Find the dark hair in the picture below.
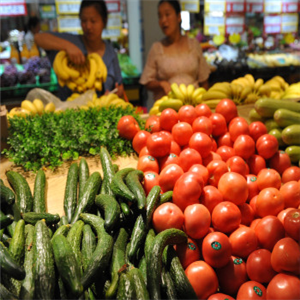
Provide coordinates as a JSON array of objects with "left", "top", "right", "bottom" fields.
[
  {"left": 158, "top": 0, "right": 181, "bottom": 14},
  {"left": 27, "top": 16, "right": 40, "bottom": 31},
  {"left": 79, "top": 0, "right": 108, "bottom": 27}
]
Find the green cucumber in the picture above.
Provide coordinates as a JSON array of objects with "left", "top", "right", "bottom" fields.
[
  {"left": 113, "top": 164, "right": 119, "bottom": 173},
  {"left": 81, "top": 224, "right": 96, "bottom": 272},
  {"left": 248, "top": 108, "right": 267, "bottom": 123},
  {"left": 21, "top": 212, "right": 60, "bottom": 225},
  {"left": 79, "top": 157, "right": 90, "bottom": 200},
  {"left": 159, "top": 191, "right": 173, "bottom": 205},
  {"left": 128, "top": 267, "right": 150, "bottom": 300},
  {"left": 0, "top": 213, "right": 14, "bottom": 229},
  {"left": 58, "top": 215, "right": 69, "bottom": 226},
  {"left": 265, "top": 119, "right": 280, "bottom": 132},
  {"left": 105, "top": 272, "right": 119, "bottom": 299},
  {"left": 138, "top": 256, "right": 147, "bottom": 286},
  {"left": 63, "top": 162, "right": 79, "bottom": 223},
  {"left": 285, "top": 145, "right": 300, "bottom": 163},
  {"left": 116, "top": 272, "right": 136, "bottom": 300},
  {"left": 51, "top": 224, "right": 70, "bottom": 241},
  {"left": 161, "top": 266, "right": 178, "bottom": 300},
  {"left": 274, "top": 108, "right": 300, "bottom": 128},
  {"left": 269, "top": 128, "right": 286, "bottom": 148},
  {"left": 100, "top": 147, "right": 115, "bottom": 195},
  {"left": 0, "top": 181, "right": 15, "bottom": 206},
  {"left": 282, "top": 124, "right": 300, "bottom": 145},
  {"left": 6, "top": 171, "right": 33, "bottom": 213},
  {"left": 33, "top": 169, "right": 46, "bottom": 213},
  {"left": 145, "top": 186, "right": 161, "bottom": 228}
]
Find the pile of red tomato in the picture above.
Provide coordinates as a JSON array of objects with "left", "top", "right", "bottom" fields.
[{"left": 117, "top": 99, "right": 300, "bottom": 300}]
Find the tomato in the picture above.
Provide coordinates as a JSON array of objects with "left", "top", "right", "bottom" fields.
[
  {"left": 132, "top": 130, "right": 151, "bottom": 154},
  {"left": 139, "top": 146, "right": 150, "bottom": 157},
  {"left": 195, "top": 103, "right": 212, "bottom": 117},
  {"left": 158, "top": 163, "right": 184, "bottom": 192},
  {"left": 216, "top": 146, "right": 235, "bottom": 162},
  {"left": 281, "top": 166, "right": 300, "bottom": 183},
  {"left": 211, "top": 137, "right": 218, "bottom": 152},
  {"left": 159, "top": 153, "right": 180, "bottom": 171},
  {"left": 236, "top": 281, "right": 267, "bottom": 300},
  {"left": 211, "top": 201, "right": 241, "bottom": 233},
  {"left": 206, "top": 160, "right": 228, "bottom": 187},
  {"left": 247, "top": 154, "right": 266, "bottom": 176},
  {"left": 233, "top": 134, "right": 256, "bottom": 160},
  {"left": 209, "top": 113, "right": 227, "bottom": 137},
  {"left": 239, "top": 203, "right": 255, "bottom": 226},
  {"left": 256, "top": 168, "right": 281, "bottom": 191},
  {"left": 229, "top": 118, "right": 249, "bottom": 142},
  {"left": 256, "top": 188, "right": 284, "bottom": 217},
  {"left": 246, "top": 174, "right": 260, "bottom": 201},
  {"left": 277, "top": 207, "right": 294, "bottom": 224},
  {"left": 178, "top": 105, "right": 197, "bottom": 124},
  {"left": 248, "top": 121, "right": 268, "bottom": 142},
  {"left": 159, "top": 108, "right": 178, "bottom": 132},
  {"left": 229, "top": 226, "right": 258, "bottom": 258},
  {"left": 202, "top": 151, "right": 222, "bottom": 167},
  {"left": 250, "top": 217, "right": 261, "bottom": 231},
  {"left": 202, "top": 231, "right": 232, "bottom": 268},
  {"left": 208, "top": 293, "right": 235, "bottom": 300},
  {"left": 189, "top": 132, "right": 212, "bottom": 159},
  {"left": 266, "top": 273, "right": 300, "bottom": 300},
  {"left": 229, "top": 116, "right": 248, "bottom": 127},
  {"left": 170, "top": 140, "right": 181, "bottom": 156},
  {"left": 218, "top": 172, "right": 248, "bottom": 205},
  {"left": 146, "top": 131, "right": 172, "bottom": 158},
  {"left": 249, "top": 195, "right": 258, "bottom": 218},
  {"left": 184, "top": 204, "right": 211, "bottom": 239},
  {"left": 271, "top": 237, "right": 300, "bottom": 275},
  {"left": 217, "top": 132, "right": 233, "bottom": 147},
  {"left": 192, "top": 116, "right": 213, "bottom": 135},
  {"left": 172, "top": 172, "right": 204, "bottom": 212},
  {"left": 145, "top": 115, "right": 161, "bottom": 133},
  {"left": 256, "top": 134, "right": 279, "bottom": 160},
  {"left": 280, "top": 181, "right": 300, "bottom": 209},
  {"left": 137, "top": 155, "right": 159, "bottom": 173},
  {"left": 117, "top": 115, "right": 140, "bottom": 140},
  {"left": 216, "top": 256, "right": 248, "bottom": 296},
  {"left": 178, "top": 147, "right": 202, "bottom": 172},
  {"left": 174, "top": 237, "right": 201, "bottom": 269},
  {"left": 283, "top": 209, "right": 300, "bottom": 241},
  {"left": 268, "top": 150, "right": 291, "bottom": 175},
  {"left": 200, "top": 185, "right": 223, "bottom": 214},
  {"left": 152, "top": 202, "right": 184, "bottom": 233},
  {"left": 185, "top": 260, "right": 219, "bottom": 299},
  {"left": 246, "top": 249, "right": 277, "bottom": 283},
  {"left": 171, "top": 121, "right": 193, "bottom": 146},
  {"left": 143, "top": 171, "right": 160, "bottom": 195},
  {"left": 254, "top": 215, "right": 285, "bottom": 251},
  {"left": 189, "top": 164, "right": 209, "bottom": 185},
  {"left": 226, "top": 156, "right": 249, "bottom": 177},
  {"left": 215, "top": 98, "right": 238, "bottom": 124}
]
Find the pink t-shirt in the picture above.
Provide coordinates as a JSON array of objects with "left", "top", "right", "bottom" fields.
[{"left": 139, "top": 37, "right": 211, "bottom": 100}]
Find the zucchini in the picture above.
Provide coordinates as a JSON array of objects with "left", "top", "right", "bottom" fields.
[
  {"left": 268, "top": 128, "right": 286, "bottom": 148},
  {"left": 116, "top": 272, "right": 136, "bottom": 300},
  {"left": 0, "top": 181, "right": 15, "bottom": 206},
  {"left": 79, "top": 157, "right": 90, "bottom": 200},
  {"left": 264, "top": 119, "right": 280, "bottom": 132},
  {"left": 21, "top": 212, "right": 60, "bottom": 225},
  {"left": 128, "top": 267, "right": 150, "bottom": 300},
  {"left": 6, "top": 171, "right": 33, "bottom": 213},
  {"left": 285, "top": 145, "right": 300, "bottom": 163},
  {"left": 81, "top": 224, "right": 96, "bottom": 272},
  {"left": 274, "top": 108, "right": 300, "bottom": 128},
  {"left": 33, "top": 169, "right": 46, "bottom": 213},
  {"left": 282, "top": 124, "right": 300, "bottom": 145},
  {"left": 63, "top": 162, "right": 79, "bottom": 223},
  {"left": 0, "top": 213, "right": 14, "bottom": 229},
  {"left": 100, "top": 147, "right": 115, "bottom": 195}
]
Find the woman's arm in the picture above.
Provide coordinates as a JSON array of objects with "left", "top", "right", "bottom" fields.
[
  {"left": 199, "top": 80, "right": 209, "bottom": 90},
  {"left": 145, "top": 80, "right": 171, "bottom": 95}
]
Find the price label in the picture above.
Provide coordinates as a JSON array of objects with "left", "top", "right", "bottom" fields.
[
  {"left": 281, "top": 13, "right": 298, "bottom": 32},
  {"left": 107, "top": 13, "right": 122, "bottom": 27},
  {"left": 246, "top": 0, "right": 263, "bottom": 12},
  {"left": 226, "top": 0, "right": 245, "bottom": 13},
  {"left": 282, "top": 0, "right": 298, "bottom": 12},
  {"left": 58, "top": 16, "right": 81, "bottom": 31},
  {"left": 0, "top": 0, "right": 25, "bottom": 4},
  {"left": 181, "top": 0, "right": 199, "bottom": 12},
  {"left": 265, "top": 24, "right": 281, "bottom": 33},
  {"left": 204, "top": 0, "right": 226, "bottom": 12},
  {"left": 56, "top": 3, "right": 80, "bottom": 14},
  {"left": 0, "top": 3, "right": 26, "bottom": 16},
  {"left": 264, "top": 14, "right": 281, "bottom": 34},
  {"left": 40, "top": 4, "right": 56, "bottom": 19},
  {"left": 106, "top": 1, "right": 120, "bottom": 13},
  {"left": 264, "top": 0, "right": 282, "bottom": 13}
]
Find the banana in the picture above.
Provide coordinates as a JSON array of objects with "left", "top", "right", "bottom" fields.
[
  {"left": 244, "top": 74, "right": 255, "bottom": 87},
  {"left": 89, "top": 53, "right": 107, "bottom": 82},
  {"left": 45, "top": 102, "right": 56, "bottom": 112},
  {"left": 21, "top": 100, "right": 38, "bottom": 115},
  {"left": 193, "top": 94, "right": 203, "bottom": 105},
  {"left": 86, "top": 55, "right": 97, "bottom": 89},
  {"left": 94, "top": 80, "right": 102, "bottom": 91},
  {"left": 210, "top": 82, "right": 232, "bottom": 96},
  {"left": 253, "top": 78, "right": 264, "bottom": 92},
  {"left": 57, "top": 78, "right": 66, "bottom": 87},
  {"left": 32, "top": 99, "right": 44, "bottom": 115},
  {"left": 192, "top": 87, "right": 206, "bottom": 99},
  {"left": 258, "top": 84, "right": 272, "bottom": 97},
  {"left": 9, "top": 107, "right": 31, "bottom": 118},
  {"left": 159, "top": 99, "right": 183, "bottom": 112},
  {"left": 186, "top": 84, "right": 195, "bottom": 104},
  {"left": 231, "top": 83, "right": 243, "bottom": 103},
  {"left": 108, "top": 99, "right": 125, "bottom": 107},
  {"left": 87, "top": 101, "right": 95, "bottom": 108},
  {"left": 244, "top": 92, "right": 259, "bottom": 104},
  {"left": 75, "top": 76, "right": 86, "bottom": 85},
  {"left": 203, "top": 99, "right": 222, "bottom": 109},
  {"left": 66, "top": 81, "right": 77, "bottom": 91},
  {"left": 100, "top": 93, "right": 119, "bottom": 108},
  {"left": 202, "top": 89, "right": 229, "bottom": 101},
  {"left": 61, "top": 56, "right": 80, "bottom": 79},
  {"left": 271, "top": 76, "right": 286, "bottom": 89},
  {"left": 53, "top": 51, "right": 69, "bottom": 81},
  {"left": 149, "top": 106, "right": 160, "bottom": 116},
  {"left": 239, "top": 86, "right": 253, "bottom": 102},
  {"left": 154, "top": 97, "right": 167, "bottom": 107},
  {"left": 179, "top": 83, "right": 188, "bottom": 102},
  {"left": 171, "top": 83, "right": 185, "bottom": 101}
]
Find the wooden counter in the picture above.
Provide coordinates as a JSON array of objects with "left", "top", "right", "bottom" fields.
[{"left": 0, "top": 155, "right": 138, "bottom": 216}]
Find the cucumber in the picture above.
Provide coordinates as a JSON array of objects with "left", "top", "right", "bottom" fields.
[
  {"left": 58, "top": 215, "right": 69, "bottom": 226},
  {"left": 282, "top": 124, "right": 300, "bottom": 145},
  {"left": 138, "top": 255, "right": 147, "bottom": 285},
  {"left": 63, "top": 162, "right": 79, "bottom": 223},
  {"left": 128, "top": 267, "right": 150, "bottom": 300},
  {"left": 159, "top": 191, "right": 173, "bottom": 205},
  {"left": 145, "top": 185, "right": 161, "bottom": 228},
  {"left": 268, "top": 128, "right": 286, "bottom": 148},
  {"left": 0, "top": 283, "right": 18, "bottom": 300},
  {"left": 274, "top": 108, "right": 300, "bottom": 128},
  {"left": 52, "top": 234, "right": 84, "bottom": 298},
  {"left": 100, "top": 147, "right": 115, "bottom": 195},
  {"left": 51, "top": 224, "right": 70, "bottom": 241},
  {"left": 95, "top": 194, "right": 120, "bottom": 232},
  {"left": 81, "top": 224, "right": 96, "bottom": 272},
  {"left": 265, "top": 119, "right": 280, "bottom": 132},
  {"left": 248, "top": 108, "right": 267, "bottom": 123},
  {"left": 116, "top": 272, "right": 136, "bottom": 300},
  {"left": 285, "top": 145, "right": 300, "bottom": 163},
  {"left": 70, "top": 171, "right": 102, "bottom": 224},
  {"left": 79, "top": 157, "right": 90, "bottom": 201},
  {"left": 33, "top": 220, "right": 56, "bottom": 299},
  {"left": 147, "top": 228, "right": 188, "bottom": 300},
  {"left": 22, "top": 212, "right": 60, "bottom": 225},
  {"left": 6, "top": 171, "right": 33, "bottom": 213},
  {"left": 33, "top": 169, "right": 46, "bottom": 213},
  {"left": 113, "top": 164, "right": 119, "bottom": 173},
  {"left": 161, "top": 266, "right": 178, "bottom": 300},
  {"left": 105, "top": 272, "right": 119, "bottom": 299},
  {"left": 0, "top": 181, "right": 15, "bottom": 206},
  {"left": 0, "top": 213, "right": 14, "bottom": 229}
]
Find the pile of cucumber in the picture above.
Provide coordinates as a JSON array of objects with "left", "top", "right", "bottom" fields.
[
  {"left": 0, "top": 147, "right": 197, "bottom": 300},
  {"left": 251, "top": 98, "right": 300, "bottom": 166}
]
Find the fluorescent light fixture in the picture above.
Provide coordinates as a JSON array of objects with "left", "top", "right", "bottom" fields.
[{"left": 181, "top": 11, "right": 190, "bottom": 30}]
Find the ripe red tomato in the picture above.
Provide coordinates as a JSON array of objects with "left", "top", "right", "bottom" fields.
[
  {"left": 158, "top": 163, "right": 184, "bottom": 192},
  {"left": 254, "top": 215, "right": 285, "bottom": 251},
  {"left": 146, "top": 131, "right": 172, "bottom": 158},
  {"left": 249, "top": 196, "right": 258, "bottom": 218},
  {"left": 211, "top": 201, "right": 241, "bottom": 233},
  {"left": 217, "top": 132, "right": 233, "bottom": 147},
  {"left": 229, "top": 118, "right": 249, "bottom": 142},
  {"left": 239, "top": 202, "right": 255, "bottom": 226},
  {"left": 233, "top": 134, "right": 256, "bottom": 160},
  {"left": 117, "top": 115, "right": 140, "bottom": 140},
  {"left": 172, "top": 172, "right": 204, "bottom": 212},
  {"left": 248, "top": 121, "right": 268, "bottom": 142},
  {"left": 280, "top": 181, "right": 300, "bottom": 209},
  {"left": 159, "top": 108, "right": 179, "bottom": 132},
  {"left": 189, "top": 132, "right": 212, "bottom": 158},
  {"left": 266, "top": 273, "right": 300, "bottom": 300},
  {"left": 178, "top": 105, "right": 197, "bottom": 124},
  {"left": 159, "top": 153, "right": 180, "bottom": 170},
  {"left": 192, "top": 116, "right": 213, "bottom": 135},
  {"left": 256, "top": 168, "right": 281, "bottom": 190},
  {"left": 268, "top": 150, "right": 291, "bottom": 175},
  {"left": 139, "top": 146, "right": 150, "bottom": 157},
  {"left": 174, "top": 237, "right": 201, "bottom": 270},
  {"left": 145, "top": 115, "right": 161, "bottom": 133},
  {"left": 215, "top": 98, "right": 238, "bottom": 124},
  {"left": 216, "top": 146, "right": 236, "bottom": 162},
  {"left": 256, "top": 134, "right": 279, "bottom": 160},
  {"left": 229, "top": 226, "right": 258, "bottom": 259},
  {"left": 137, "top": 155, "right": 159, "bottom": 173},
  {"left": 209, "top": 113, "right": 227, "bottom": 137},
  {"left": 189, "top": 164, "right": 209, "bottom": 185},
  {"left": 195, "top": 103, "right": 212, "bottom": 117},
  {"left": 283, "top": 209, "right": 300, "bottom": 241},
  {"left": 208, "top": 293, "right": 235, "bottom": 300},
  {"left": 202, "top": 151, "right": 222, "bottom": 167},
  {"left": 246, "top": 174, "right": 259, "bottom": 201},
  {"left": 171, "top": 121, "right": 193, "bottom": 146},
  {"left": 184, "top": 204, "right": 211, "bottom": 239},
  {"left": 226, "top": 156, "right": 249, "bottom": 177},
  {"left": 132, "top": 130, "right": 151, "bottom": 154},
  {"left": 185, "top": 260, "right": 219, "bottom": 299},
  {"left": 206, "top": 160, "right": 228, "bottom": 187},
  {"left": 256, "top": 188, "right": 284, "bottom": 217},
  {"left": 236, "top": 281, "right": 267, "bottom": 300},
  {"left": 277, "top": 207, "right": 294, "bottom": 224},
  {"left": 246, "top": 249, "right": 277, "bottom": 283},
  {"left": 271, "top": 237, "right": 300, "bottom": 275},
  {"left": 218, "top": 172, "right": 249, "bottom": 205},
  {"left": 200, "top": 185, "right": 223, "bottom": 214},
  {"left": 152, "top": 202, "right": 184, "bottom": 233},
  {"left": 281, "top": 166, "right": 300, "bottom": 183},
  {"left": 178, "top": 148, "right": 202, "bottom": 172},
  {"left": 202, "top": 231, "right": 232, "bottom": 268},
  {"left": 143, "top": 171, "right": 160, "bottom": 195},
  {"left": 247, "top": 154, "right": 266, "bottom": 176}
]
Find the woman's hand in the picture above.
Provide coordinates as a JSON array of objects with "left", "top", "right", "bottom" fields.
[
  {"left": 160, "top": 81, "right": 171, "bottom": 95},
  {"left": 65, "top": 44, "right": 86, "bottom": 65}
]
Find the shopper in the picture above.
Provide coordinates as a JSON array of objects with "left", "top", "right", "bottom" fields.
[
  {"left": 139, "top": 0, "right": 211, "bottom": 101},
  {"left": 34, "top": 0, "right": 124, "bottom": 101},
  {"left": 24, "top": 16, "right": 41, "bottom": 50}
]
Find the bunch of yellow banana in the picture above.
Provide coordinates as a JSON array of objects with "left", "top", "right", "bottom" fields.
[
  {"left": 53, "top": 51, "right": 107, "bottom": 94},
  {"left": 263, "top": 76, "right": 288, "bottom": 99},
  {"left": 66, "top": 93, "right": 82, "bottom": 102},
  {"left": 281, "top": 82, "right": 300, "bottom": 100}
]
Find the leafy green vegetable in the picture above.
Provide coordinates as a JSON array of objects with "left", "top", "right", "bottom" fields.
[{"left": 3, "top": 106, "right": 145, "bottom": 171}]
